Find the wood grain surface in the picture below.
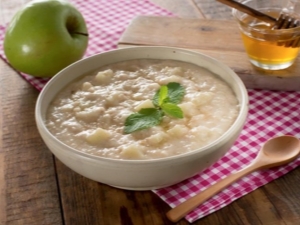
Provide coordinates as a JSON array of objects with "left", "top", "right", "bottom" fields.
[
  {"left": 0, "top": 59, "right": 63, "bottom": 225},
  {"left": 1, "top": 0, "right": 300, "bottom": 225},
  {"left": 0, "top": 63, "right": 5, "bottom": 224},
  {"left": 118, "top": 16, "right": 300, "bottom": 91},
  {"left": 151, "top": 0, "right": 204, "bottom": 18},
  {"left": 193, "top": 0, "right": 233, "bottom": 19}
]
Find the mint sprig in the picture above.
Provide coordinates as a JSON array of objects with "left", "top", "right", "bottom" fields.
[
  {"left": 153, "top": 82, "right": 184, "bottom": 106},
  {"left": 124, "top": 108, "right": 164, "bottom": 134},
  {"left": 161, "top": 103, "right": 183, "bottom": 118},
  {"left": 124, "top": 82, "right": 184, "bottom": 134}
]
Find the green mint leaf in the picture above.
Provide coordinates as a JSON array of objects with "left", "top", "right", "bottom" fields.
[
  {"left": 152, "top": 90, "right": 159, "bottom": 107},
  {"left": 124, "top": 108, "right": 164, "bottom": 134},
  {"left": 126, "top": 82, "right": 185, "bottom": 133},
  {"left": 166, "top": 82, "right": 185, "bottom": 104},
  {"left": 158, "top": 85, "right": 168, "bottom": 106},
  {"left": 152, "top": 82, "right": 184, "bottom": 106},
  {"left": 161, "top": 103, "right": 183, "bottom": 118}
]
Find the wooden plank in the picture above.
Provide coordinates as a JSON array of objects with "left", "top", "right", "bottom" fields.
[
  {"left": 0, "top": 60, "right": 5, "bottom": 224},
  {"left": 118, "top": 16, "right": 300, "bottom": 91},
  {"left": 0, "top": 153, "right": 5, "bottom": 225},
  {"left": 193, "top": 0, "right": 233, "bottom": 19},
  {"left": 55, "top": 157, "right": 300, "bottom": 225},
  {"left": 0, "top": 59, "right": 63, "bottom": 225},
  {"left": 55, "top": 159, "right": 191, "bottom": 225},
  {"left": 151, "top": 0, "right": 204, "bottom": 18},
  {"left": 119, "top": 16, "right": 243, "bottom": 52}
]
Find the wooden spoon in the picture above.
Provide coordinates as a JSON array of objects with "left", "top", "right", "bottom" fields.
[{"left": 166, "top": 135, "right": 300, "bottom": 222}]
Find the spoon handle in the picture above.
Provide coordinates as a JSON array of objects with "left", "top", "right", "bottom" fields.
[
  {"left": 166, "top": 162, "right": 259, "bottom": 222},
  {"left": 216, "top": 0, "right": 276, "bottom": 23}
]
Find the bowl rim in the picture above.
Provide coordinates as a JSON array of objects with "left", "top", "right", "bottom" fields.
[{"left": 35, "top": 46, "right": 249, "bottom": 164}]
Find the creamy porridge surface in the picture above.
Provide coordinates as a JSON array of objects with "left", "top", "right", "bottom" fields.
[{"left": 46, "top": 59, "right": 239, "bottom": 160}]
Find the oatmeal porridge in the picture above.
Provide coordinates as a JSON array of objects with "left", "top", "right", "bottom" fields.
[{"left": 46, "top": 59, "right": 239, "bottom": 160}]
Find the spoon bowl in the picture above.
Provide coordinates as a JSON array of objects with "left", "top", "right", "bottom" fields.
[
  {"left": 251, "top": 135, "right": 300, "bottom": 170},
  {"left": 166, "top": 135, "right": 300, "bottom": 222},
  {"left": 262, "top": 135, "right": 300, "bottom": 161}
]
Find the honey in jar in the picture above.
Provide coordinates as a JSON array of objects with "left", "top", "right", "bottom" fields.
[{"left": 238, "top": 9, "right": 300, "bottom": 70}]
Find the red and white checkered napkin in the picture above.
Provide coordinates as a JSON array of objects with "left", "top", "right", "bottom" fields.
[
  {"left": 1, "top": 0, "right": 300, "bottom": 223},
  {"left": 154, "top": 90, "right": 300, "bottom": 222}
]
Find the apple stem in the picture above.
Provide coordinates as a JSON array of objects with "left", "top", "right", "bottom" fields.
[{"left": 73, "top": 32, "right": 89, "bottom": 36}]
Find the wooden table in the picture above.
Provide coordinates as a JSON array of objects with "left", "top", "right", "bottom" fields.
[{"left": 1, "top": 1, "right": 300, "bottom": 224}]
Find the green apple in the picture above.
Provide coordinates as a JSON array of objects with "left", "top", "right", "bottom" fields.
[{"left": 3, "top": 0, "right": 88, "bottom": 77}]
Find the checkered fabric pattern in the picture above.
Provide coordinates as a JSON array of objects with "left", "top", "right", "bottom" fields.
[
  {"left": 0, "top": 0, "right": 173, "bottom": 90},
  {"left": 1, "top": 0, "right": 300, "bottom": 223},
  {"left": 154, "top": 90, "right": 300, "bottom": 222}
]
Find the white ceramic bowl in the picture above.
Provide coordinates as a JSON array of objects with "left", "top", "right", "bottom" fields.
[{"left": 35, "top": 46, "right": 248, "bottom": 190}]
